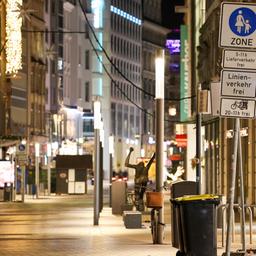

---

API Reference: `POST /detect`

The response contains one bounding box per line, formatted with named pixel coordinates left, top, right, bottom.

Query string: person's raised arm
left=125, top=147, right=137, bottom=169
left=146, top=152, right=155, bottom=170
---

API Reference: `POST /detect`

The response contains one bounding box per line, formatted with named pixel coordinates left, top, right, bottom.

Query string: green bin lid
left=175, top=194, right=219, bottom=202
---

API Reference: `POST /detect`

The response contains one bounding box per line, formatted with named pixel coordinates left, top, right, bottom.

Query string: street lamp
left=93, top=100, right=101, bottom=225
left=155, top=49, right=165, bottom=244
left=168, top=105, right=177, bottom=116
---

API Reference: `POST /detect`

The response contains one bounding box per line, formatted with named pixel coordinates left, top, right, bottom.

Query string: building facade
left=45, top=0, right=64, bottom=148
left=90, top=0, right=143, bottom=177
left=62, top=0, right=93, bottom=154
left=142, top=0, right=171, bottom=157
left=198, top=0, right=256, bottom=205
left=0, top=0, right=47, bottom=157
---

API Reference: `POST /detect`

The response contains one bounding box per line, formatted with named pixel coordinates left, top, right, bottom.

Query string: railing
left=218, top=203, right=254, bottom=248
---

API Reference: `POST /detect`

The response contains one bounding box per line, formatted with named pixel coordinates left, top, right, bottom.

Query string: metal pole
left=21, top=165, right=25, bottom=202
left=237, top=121, right=246, bottom=251
left=196, top=112, right=201, bottom=194
left=99, top=141, right=103, bottom=212
left=26, top=19, right=31, bottom=185
left=47, top=156, right=51, bottom=196
left=225, top=118, right=239, bottom=255
left=94, top=128, right=100, bottom=225
left=13, top=157, right=17, bottom=201
left=155, top=98, right=164, bottom=244
left=189, top=0, right=200, bottom=194
left=35, top=155, right=39, bottom=199
left=109, top=153, right=112, bottom=207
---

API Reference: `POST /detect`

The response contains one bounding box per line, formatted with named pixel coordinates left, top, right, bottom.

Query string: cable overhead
left=87, top=23, right=181, bottom=124
left=81, top=12, right=154, bottom=118
left=22, top=3, right=195, bottom=104
left=22, top=32, right=195, bottom=101
left=22, top=29, right=88, bottom=34
left=22, top=3, right=183, bottom=121
left=78, top=0, right=195, bottom=102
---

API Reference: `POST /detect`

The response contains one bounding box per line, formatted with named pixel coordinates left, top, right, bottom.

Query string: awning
left=0, top=140, right=20, bottom=148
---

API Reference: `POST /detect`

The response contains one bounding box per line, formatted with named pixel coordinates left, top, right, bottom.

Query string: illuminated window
left=110, top=5, right=141, bottom=26
left=85, top=50, right=90, bottom=69
left=85, top=82, right=90, bottom=102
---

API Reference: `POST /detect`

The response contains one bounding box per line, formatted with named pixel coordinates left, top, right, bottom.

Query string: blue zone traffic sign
left=219, top=3, right=256, bottom=49
left=18, top=144, right=25, bottom=151
left=229, top=7, right=256, bottom=37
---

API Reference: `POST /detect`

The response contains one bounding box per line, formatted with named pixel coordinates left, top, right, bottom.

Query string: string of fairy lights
left=2, top=1, right=195, bottom=123
left=5, top=0, right=22, bottom=75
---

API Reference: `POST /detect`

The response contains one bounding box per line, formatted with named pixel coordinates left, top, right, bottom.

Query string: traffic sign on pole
left=219, top=2, right=256, bottom=49
left=220, top=98, right=255, bottom=118
left=220, top=69, right=256, bottom=98
left=222, top=49, right=256, bottom=70
left=218, top=3, right=252, bottom=254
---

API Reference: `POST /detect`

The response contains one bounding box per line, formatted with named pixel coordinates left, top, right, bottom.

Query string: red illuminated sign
left=176, top=134, right=187, bottom=148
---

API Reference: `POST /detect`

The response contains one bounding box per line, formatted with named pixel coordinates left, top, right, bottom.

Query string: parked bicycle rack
left=218, top=203, right=254, bottom=248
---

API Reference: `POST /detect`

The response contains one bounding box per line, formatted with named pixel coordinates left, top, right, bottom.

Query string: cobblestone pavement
left=0, top=191, right=252, bottom=256
left=0, top=193, right=178, bottom=256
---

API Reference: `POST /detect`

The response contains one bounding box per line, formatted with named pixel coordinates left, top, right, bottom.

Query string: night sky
left=162, top=0, right=184, bottom=29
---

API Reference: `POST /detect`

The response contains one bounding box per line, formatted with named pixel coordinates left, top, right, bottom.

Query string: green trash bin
left=174, top=194, right=220, bottom=256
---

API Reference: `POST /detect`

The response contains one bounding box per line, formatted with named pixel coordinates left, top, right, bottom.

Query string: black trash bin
left=173, top=194, right=220, bottom=256
left=170, top=181, right=197, bottom=248
left=4, top=182, right=13, bottom=202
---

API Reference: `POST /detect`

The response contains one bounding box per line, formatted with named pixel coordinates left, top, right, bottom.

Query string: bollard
left=219, top=203, right=255, bottom=249
left=246, top=206, right=253, bottom=245
left=221, top=205, right=227, bottom=248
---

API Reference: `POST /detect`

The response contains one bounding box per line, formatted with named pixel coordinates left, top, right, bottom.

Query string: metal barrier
left=218, top=204, right=254, bottom=248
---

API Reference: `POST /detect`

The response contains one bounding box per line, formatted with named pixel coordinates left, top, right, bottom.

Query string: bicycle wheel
left=176, top=251, right=186, bottom=256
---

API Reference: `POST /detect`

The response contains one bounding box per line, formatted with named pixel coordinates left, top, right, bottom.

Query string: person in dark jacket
left=125, top=147, right=155, bottom=211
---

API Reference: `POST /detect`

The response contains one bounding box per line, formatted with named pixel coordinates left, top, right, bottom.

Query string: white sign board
left=220, top=98, right=255, bottom=118
left=222, top=49, right=256, bottom=70
left=221, top=70, right=256, bottom=98
left=0, top=161, right=14, bottom=187
left=219, top=2, right=256, bottom=49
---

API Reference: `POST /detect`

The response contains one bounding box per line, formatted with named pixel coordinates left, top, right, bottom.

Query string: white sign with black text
left=222, top=49, right=256, bottom=70
left=221, top=70, right=256, bottom=98
left=220, top=98, right=255, bottom=118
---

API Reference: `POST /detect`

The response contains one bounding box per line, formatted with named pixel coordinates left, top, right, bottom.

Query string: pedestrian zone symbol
left=229, top=7, right=256, bottom=37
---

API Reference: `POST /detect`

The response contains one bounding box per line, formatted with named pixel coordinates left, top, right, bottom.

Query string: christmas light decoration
left=6, top=0, right=22, bottom=75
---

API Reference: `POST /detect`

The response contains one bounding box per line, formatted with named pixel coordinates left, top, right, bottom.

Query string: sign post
left=218, top=2, right=256, bottom=254
left=16, top=143, right=27, bottom=202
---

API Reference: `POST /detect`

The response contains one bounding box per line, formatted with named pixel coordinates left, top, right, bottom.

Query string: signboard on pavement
left=16, top=143, right=27, bottom=166
left=220, top=98, right=255, bottom=118
left=222, top=49, right=256, bottom=70
left=219, top=2, right=256, bottom=49
left=220, top=70, right=256, bottom=98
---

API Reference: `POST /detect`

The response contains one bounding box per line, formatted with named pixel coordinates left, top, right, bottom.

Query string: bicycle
left=127, top=183, right=148, bottom=211
left=146, top=191, right=165, bottom=244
